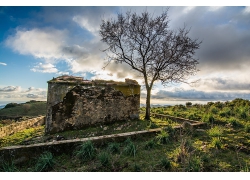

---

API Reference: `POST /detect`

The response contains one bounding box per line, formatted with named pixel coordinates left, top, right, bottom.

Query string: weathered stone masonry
left=46, top=76, right=140, bottom=134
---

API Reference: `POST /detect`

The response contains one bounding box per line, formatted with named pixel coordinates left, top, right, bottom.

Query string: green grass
left=1, top=98, right=250, bottom=172
left=74, top=141, right=96, bottom=162
left=0, top=101, right=46, bottom=118
left=0, top=126, right=44, bottom=148
left=34, top=151, right=55, bottom=172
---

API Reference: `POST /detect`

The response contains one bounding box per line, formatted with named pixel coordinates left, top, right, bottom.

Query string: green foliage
left=133, top=164, right=141, bottom=172
left=107, top=142, right=120, bottom=154
left=186, top=102, right=192, bottom=107
left=244, top=123, right=250, bottom=133
left=210, top=106, right=218, bottom=114
left=35, top=151, right=55, bottom=172
left=202, top=113, right=214, bottom=124
left=0, top=161, right=18, bottom=172
left=220, top=107, right=232, bottom=117
left=98, top=151, right=110, bottom=166
left=147, top=121, right=159, bottom=129
left=160, top=157, right=171, bottom=170
left=0, top=126, right=44, bottom=148
left=163, top=125, right=176, bottom=138
left=208, top=126, right=223, bottom=138
left=186, top=156, right=203, bottom=172
left=0, top=101, right=46, bottom=117
left=228, top=118, right=242, bottom=127
left=4, top=103, right=19, bottom=109
left=123, top=138, right=136, bottom=157
left=144, top=139, right=156, bottom=150
left=155, top=130, right=170, bottom=144
left=211, top=137, right=222, bottom=149
left=74, top=141, right=96, bottom=162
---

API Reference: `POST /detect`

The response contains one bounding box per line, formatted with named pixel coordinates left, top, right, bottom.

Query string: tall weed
left=34, top=151, right=55, bottom=172
left=74, top=141, right=96, bottom=162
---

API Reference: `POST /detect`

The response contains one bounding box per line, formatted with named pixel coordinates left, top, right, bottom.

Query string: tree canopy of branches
left=99, top=9, right=201, bottom=120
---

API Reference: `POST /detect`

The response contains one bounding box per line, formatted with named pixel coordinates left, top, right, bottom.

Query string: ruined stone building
left=45, top=75, right=140, bottom=134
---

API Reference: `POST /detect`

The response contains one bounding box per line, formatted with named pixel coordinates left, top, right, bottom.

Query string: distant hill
left=0, top=101, right=47, bottom=120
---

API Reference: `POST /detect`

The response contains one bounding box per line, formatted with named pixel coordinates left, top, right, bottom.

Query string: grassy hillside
left=0, top=98, right=249, bottom=172
left=0, top=101, right=46, bottom=119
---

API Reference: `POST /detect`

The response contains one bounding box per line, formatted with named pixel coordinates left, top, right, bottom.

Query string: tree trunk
left=145, top=87, right=151, bottom=120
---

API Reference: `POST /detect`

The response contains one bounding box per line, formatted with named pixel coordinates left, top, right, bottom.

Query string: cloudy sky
left=1, top=2, right=250, bottom=105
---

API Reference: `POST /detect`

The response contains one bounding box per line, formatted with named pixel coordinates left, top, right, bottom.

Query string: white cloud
left=0, top=85, right=47, bottom=101
left=73, top=15, right=99, bottom=36
left=243, top=6, right=250, bottom=14
left=57, top=71, right=70, bottom=75
left=182, top=6, right=196, bottom=14
left=5, top=28, right=68, bottom=62
left=30, top=63, right=58, bottom=73
left=0, top=62, right=7, bottom=66
left=0, top=86, right=21, bottom=92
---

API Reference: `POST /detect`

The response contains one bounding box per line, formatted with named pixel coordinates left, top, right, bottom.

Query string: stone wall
left=0, top=116, right=45, bottom=138
left=45, top=76, right=140, bottom=134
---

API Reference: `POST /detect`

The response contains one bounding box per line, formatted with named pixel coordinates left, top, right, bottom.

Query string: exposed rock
left=45, top=76, right=140, bottom=134
left=49, top=86, right=140, bottom=133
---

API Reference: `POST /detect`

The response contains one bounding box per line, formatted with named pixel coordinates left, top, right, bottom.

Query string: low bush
left=123, top=138, right=136, bottom=157
left=228, top=118, right=242, bottom=127
left=155, top=130, right=170, bottom=144
left=244, top=123, right=250, bottom=133
left=208, top=126, right=223, bottom=139
left=0, top=161, right=18, bottom=172
left=98, top=151, right=110, bottom=166
left=186, top=156, right=203, bottom=172
left=211, top=137, right=222, bottom=149
left=144, top=139, right=156, bottom=150
left=107, top=142, right=120, bottom=154
left=160, top=157, right=171, bottom=170
left=74, top=141, right=96, bottom=162
left=34, top=151, right=55, bottom=172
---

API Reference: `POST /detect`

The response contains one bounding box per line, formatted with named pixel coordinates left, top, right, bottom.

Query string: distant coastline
left=0, top=101, right=32, bottom=109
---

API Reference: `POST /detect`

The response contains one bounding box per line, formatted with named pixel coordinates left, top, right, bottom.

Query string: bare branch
left=99, top=9, right=201, bottom=120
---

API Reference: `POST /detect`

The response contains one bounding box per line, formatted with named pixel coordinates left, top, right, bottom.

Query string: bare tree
left=99, top=9, right=201, bottom=120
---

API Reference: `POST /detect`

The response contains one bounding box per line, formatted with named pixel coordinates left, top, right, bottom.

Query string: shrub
left=240, top=111, right=248, bottom=119
left=163, top=125, right=175, bottom=138
left=245, top=123, right=250, bottom=133
left=186, top=102, right=192, bottom=107
left=0, top=161, right=18, bottom=172
left=202, top=114, right=214, bottom=124
left=133, top=164, right=141, bottom=172
left=35, top=151, right=55, bottom=172
left=228, top=118, right=242, bottom=127
left=186, top=156, right=203, bottom=172
left=123, top=138, right=136, bottom=157
left=155, top=130, right=170, bottom=144
left=107, top=142, right=120, bottom=154
left=160, top=157, right=171, bottom=170
left=148, top=121, right=159, bottom=129
left=98, top=152, right=110, bottom=166
left=208, top=126, right=223, bottom=138
left=144, top=139, right=156, bottom=150
left=210, top=106, right=218, bottom=114
left=74, top=141, right=96, bottom=162
left=211, top=137, right=222, bottom=149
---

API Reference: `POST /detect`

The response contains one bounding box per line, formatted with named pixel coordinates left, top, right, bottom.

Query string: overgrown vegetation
left=0, top=126, right=44, bottom=148
left=0, top=98, right=249, bottom=172
left=34, top=151, right=55, bottom=172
